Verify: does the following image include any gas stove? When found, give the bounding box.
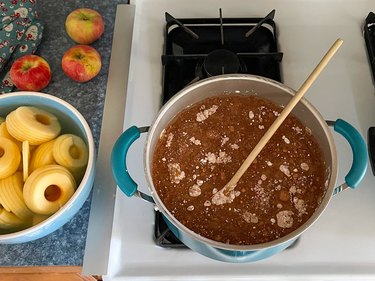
[84,0,375,280]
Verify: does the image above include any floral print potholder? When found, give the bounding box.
[0,0,44,94]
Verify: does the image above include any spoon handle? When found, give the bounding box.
[221,38,344,197]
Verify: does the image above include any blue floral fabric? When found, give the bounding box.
[0,0,43,94]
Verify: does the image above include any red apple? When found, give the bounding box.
[61,45,102,83]
[10,55,51,91]
[65,8,104,44]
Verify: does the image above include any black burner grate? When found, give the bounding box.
[364,12,375,84]
[154,210,187,248]
[161,12,283,104]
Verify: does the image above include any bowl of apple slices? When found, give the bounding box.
[0,92,95,243]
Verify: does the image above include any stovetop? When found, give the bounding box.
[101,1,375,280]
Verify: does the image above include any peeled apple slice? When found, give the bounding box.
[53,134,88,174]
[22,140,30,182]
[23,165,76,215]
[0,180,11,212]
[0,137,21,179]
[29,139,56,173]
[31,214,49,226]
[0,172,33,219]
[0,173,16,213]
[6,106,61,145]
[0,122,22,150]
[0,205,23,229]
[0,216,13,229]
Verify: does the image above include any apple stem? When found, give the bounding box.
[22,63,34,72]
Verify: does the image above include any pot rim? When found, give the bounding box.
[144,74,338,251]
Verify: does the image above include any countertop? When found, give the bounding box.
[0,0,126,266]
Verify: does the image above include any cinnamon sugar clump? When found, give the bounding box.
[187,205,194,211]
[166,133,174,147]
[230,143,239,150]
[211,188,241,205]
[189,184,201,197]
[167,163,185,184]
[293,197,308,215]
[200,151,232,165]
[189,137,201,145]
[196,105,218,122]
[279,164,291,177]
[276,210,294,228]
[243,211,258,223]
[221,136,229,146]
[300,163,309,171]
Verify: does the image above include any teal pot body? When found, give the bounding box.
[111,74,368,262]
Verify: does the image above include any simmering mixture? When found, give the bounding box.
[152,94,327,245]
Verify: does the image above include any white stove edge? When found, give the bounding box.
[82,4,135,275]
[104,0,375,280]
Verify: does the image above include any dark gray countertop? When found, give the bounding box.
[0,0,126,266]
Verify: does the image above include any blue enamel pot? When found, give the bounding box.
[111,74,368,262]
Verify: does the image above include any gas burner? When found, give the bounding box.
[203,49,240,76]
[161,9,283,104]
[154,210,187,248]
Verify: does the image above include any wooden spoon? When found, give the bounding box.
[213,38,343,205]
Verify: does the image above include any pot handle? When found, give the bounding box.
[111,126,154,203]
[328,119,368,194]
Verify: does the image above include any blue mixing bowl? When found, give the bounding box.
[0,92,95,244]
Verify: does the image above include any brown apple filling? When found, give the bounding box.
[152,94,327,245]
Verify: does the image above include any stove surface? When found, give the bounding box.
[105,0,375,280]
